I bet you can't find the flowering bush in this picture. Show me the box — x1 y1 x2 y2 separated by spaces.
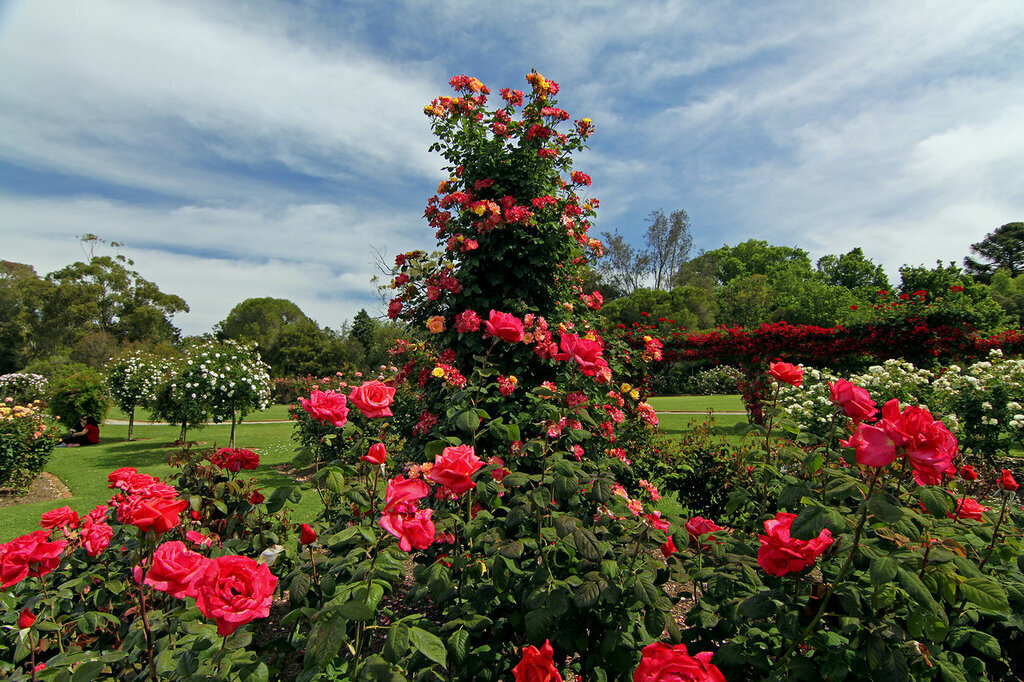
690 365 742 395
0 402 59 489
0 373 47 405
105 351 167 440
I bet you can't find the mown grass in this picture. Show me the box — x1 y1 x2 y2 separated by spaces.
107 403 294 423
647 394 745 413
0 420 322 542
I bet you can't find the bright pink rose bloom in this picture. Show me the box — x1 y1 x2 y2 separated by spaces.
193 555 277 636
0 530 67 588
455 309 482 333
108 467 138 488
299 523 317 546
660 537 678 558
41 506 80 530
513 639 562 682
828 379 877 422
141 541 210 599
685 517 724 549
209 448 260 473
633 642 725 682
128 497 189 535
905 420 958 485
950 497 989 521
999 469 1019 492
362 443 388 465
769 361 803 387
379 508 435 552
80 518 113 557
186 530 214 548
349 380 397 419
383 475 432 514
880 399 933 447
841 423 898 468
426 444 485 497
556 333 609 377
299 389 349 427
483 310 525 343
757 512 833 577
18 609 35 629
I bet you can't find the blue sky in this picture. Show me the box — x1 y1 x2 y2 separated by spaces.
1 0 1022 335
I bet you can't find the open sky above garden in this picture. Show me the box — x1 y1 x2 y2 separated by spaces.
1 0 1023 335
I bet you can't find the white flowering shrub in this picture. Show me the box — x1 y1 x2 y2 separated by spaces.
848 359 936 409
777 366 841 438
691 365 742 395
105 352 168 440
0 372 47 404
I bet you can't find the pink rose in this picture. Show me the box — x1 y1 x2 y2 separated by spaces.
299 389 349 427
0 531 67 588
193 555 277 636
757 512 833 577
685 517 724 549
18 608 35 629
209 448 260 473
80 518 113 557
185 530 214 548
128 497 189 535
633 642 725 682
555 333 609 378
107 467 138 488
483 310 525 343
660 537 678 558
362 443 388 465
455 309 482 333
828 379 877 422
379 508 435 552
383 476 432 514
950 497 989 521
841 423 898 468
141 541 210 599
40 506 80 530
348 380 397 419
769 361 803 387
426 444 485 497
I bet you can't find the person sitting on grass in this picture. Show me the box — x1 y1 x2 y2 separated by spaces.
59 415 100 447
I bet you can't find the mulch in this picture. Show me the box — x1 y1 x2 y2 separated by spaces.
0 472 73 508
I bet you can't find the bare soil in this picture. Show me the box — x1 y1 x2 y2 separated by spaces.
0 472 73 508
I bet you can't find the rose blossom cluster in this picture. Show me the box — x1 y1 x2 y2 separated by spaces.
299 379 397 428
209 447 260 473
757 512 833 577
108 467 189 534
510 638 726 682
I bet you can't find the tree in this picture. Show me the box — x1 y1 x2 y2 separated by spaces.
215 297 311 351
105 351 167 440
898 261 1004 331
964 222 1024 283
815 247 890 294
644 209 693 290
597 229 649 295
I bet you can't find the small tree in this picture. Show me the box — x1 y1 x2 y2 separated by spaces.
105 350 166 440
964 221 1024 283
192 340 271 447
151 355 211 446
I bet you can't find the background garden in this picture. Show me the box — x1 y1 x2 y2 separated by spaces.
1 73 1023 681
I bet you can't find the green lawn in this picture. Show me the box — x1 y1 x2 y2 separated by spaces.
0 420 322 542
656 412 748 438
648 394 746 413
106 403 294 423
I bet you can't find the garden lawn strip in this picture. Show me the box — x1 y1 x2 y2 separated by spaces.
648 394 745 413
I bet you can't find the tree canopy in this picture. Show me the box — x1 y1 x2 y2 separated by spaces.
964 222 1024 283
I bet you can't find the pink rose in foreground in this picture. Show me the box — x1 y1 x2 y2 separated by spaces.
841 423 898 468
383 475 432 514
128 497 189 535
513 639 562 682
349 380 396 419
141 541 210 599
80 518 113 557
769 361 803 387
633 642 725 682
41 506 80 530
685 517 724 549
828 379 877 422
555 333 609 378
426 444 485 497
0 531 67 588
193 555 277 636
299 389 349 427
380 509 435 552
483 310 525 343
757 512 833 577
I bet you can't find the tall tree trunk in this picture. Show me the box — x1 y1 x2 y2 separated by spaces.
230 409 237 448
128 407 135 441
180 418 187 445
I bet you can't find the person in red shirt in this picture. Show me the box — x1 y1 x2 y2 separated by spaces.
60 416 100 446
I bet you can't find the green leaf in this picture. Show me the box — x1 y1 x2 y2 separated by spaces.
574 581 601 609
502 472 531 488
454 409 481 434
553 515 577 538
448 629 470 663
790 505 842 540
289 573 312 605
306 607 347 667
898 569 937 609
525 608 554 643
213 499 229 515
424 440 447 459
324 468 345 494
644 608 665 638
969 630 1001 658
740 590 779 619
916 487 953 517
408 626 447 667
590 479 612 503
938 660 968 682
573 528 605 561
960 577 1009 613
870 557 898 586
383 623 410 664
867 494 903 524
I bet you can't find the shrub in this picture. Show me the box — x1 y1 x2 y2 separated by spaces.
0 401 59 489
46 365 111 427
0 373 47 404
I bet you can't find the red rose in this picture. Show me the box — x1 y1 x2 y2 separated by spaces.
828 379 877 422
141 540 210 599
483 310 525 343
841 423 897 468
633 642 725 682
186 530 214 548
513 639 562 682
362 443 388 465
685 517 724 549
769 361 803 387
249 490 265 504
455 309 481 333
299 389 349 427
950 497 989 521
349 380 397 419
210 448 260 473
193 555 277 636
129 497 189 535
379 509 435 552
426 444 484 497
959 465 978 481
999 469 1019 492
660 537 678 558
383 476 431 514
299 523 318 546
0 530 67 588
40 506 80 530
556 333 609 378
108 467 138 488
757 512 833 577
18 608 35 629
80 518 113 557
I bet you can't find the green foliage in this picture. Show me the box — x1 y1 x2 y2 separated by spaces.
0 402 59 489
600 285 714 329
964 222 1024 283
46 365 111 426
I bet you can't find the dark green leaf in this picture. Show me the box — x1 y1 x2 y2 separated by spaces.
383 623 410 664
289 573 312 605
408 626 447 667
960 577 1009 613
868 494 903 524
324 468 345 494
916 487 953 518
448 629 469 663
969 630 1000 658
525 608 554 643
306 607 347 667
573 528 605 561
574 581 601 609
454 409 481 434
870 557 898 586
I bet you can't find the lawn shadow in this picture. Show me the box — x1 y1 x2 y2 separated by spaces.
88 438 183 470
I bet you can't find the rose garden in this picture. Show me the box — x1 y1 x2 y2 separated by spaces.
1 74 1023 681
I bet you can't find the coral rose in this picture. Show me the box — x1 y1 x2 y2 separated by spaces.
757 512 833 577
379 508 435 552
841 423 898 468
0 530 67 588
141 541 210 599
555 333 609 378
193 555 277 636
426 444 484 497
633 642 725 682
950 497 989 521
209 448 260 473
828 379 877 422
513 639 562 682
299 389 349 427
769 361 803 387
483 310 525 343
80 518 114 557
128 497 189 535
362 442 388 465
40 506 80 530
383 475 432 514
349 380 397 419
